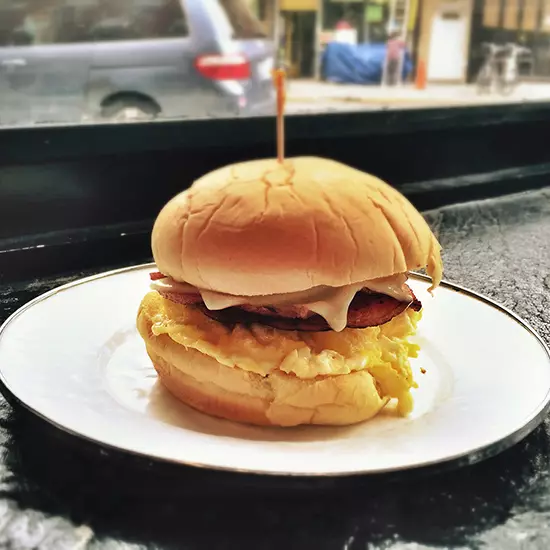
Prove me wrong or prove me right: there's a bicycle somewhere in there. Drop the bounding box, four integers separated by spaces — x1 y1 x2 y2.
476 42 505 95
476 42 533 96
499 43 532 96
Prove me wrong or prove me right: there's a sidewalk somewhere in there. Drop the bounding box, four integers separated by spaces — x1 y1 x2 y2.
286 79 550 109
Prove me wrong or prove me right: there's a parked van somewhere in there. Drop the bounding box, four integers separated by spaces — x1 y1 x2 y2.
0 0 276 126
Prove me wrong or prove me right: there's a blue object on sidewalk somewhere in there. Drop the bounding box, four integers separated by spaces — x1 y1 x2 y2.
322 42 413 84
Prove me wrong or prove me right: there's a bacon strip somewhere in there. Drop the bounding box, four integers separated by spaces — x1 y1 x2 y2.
152 272 422 331
239 303 312 319
347 290 421 328
150 271 167 281
198 289 421 331
158 290 202 305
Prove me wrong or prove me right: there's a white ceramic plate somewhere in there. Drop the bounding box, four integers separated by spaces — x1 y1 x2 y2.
0 265 549 477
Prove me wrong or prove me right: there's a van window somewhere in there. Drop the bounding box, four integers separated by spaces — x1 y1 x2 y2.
0 0 188 46
218 0 268 39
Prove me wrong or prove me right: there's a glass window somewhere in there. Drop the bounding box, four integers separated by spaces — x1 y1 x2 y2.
1 0 550 128
0 0 188 46
219 0 269 38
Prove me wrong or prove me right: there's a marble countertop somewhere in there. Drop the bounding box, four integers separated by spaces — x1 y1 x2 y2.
0 187 549 550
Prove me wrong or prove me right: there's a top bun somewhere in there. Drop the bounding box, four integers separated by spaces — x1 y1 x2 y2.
152 157 442 296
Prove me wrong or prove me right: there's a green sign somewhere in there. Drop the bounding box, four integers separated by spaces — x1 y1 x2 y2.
365 4 384 23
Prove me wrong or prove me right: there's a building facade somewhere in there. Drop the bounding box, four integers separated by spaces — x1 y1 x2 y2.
269 0 550 83
276 0 425 80
468 0 550 79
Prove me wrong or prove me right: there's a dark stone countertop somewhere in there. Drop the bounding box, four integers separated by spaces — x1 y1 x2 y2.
0 187 549 550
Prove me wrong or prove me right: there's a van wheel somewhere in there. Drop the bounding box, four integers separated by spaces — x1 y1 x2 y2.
102 99 158 122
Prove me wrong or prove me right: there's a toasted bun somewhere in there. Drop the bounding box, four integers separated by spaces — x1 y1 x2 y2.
137 298 388 427
152 157 442 296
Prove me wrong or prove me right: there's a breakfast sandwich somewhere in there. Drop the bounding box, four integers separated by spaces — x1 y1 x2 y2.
136 156 443 426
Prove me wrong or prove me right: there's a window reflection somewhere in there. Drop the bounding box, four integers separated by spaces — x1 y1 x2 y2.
0 0 190 45
0 0 549 127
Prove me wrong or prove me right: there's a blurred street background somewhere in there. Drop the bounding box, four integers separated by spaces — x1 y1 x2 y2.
2 0 550 125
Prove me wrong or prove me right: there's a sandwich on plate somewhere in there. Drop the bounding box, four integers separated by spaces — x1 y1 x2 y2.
136 156 443 427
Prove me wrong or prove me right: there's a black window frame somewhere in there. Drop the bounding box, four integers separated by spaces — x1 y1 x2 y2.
2 104 550 281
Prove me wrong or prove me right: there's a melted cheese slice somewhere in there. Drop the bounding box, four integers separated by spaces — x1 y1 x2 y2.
150 273 413 332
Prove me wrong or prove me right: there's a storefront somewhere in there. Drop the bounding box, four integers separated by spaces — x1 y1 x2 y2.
468 0 550 80
279 0 319 77
322 0 393 44
278 0 425 80
279 0 393 79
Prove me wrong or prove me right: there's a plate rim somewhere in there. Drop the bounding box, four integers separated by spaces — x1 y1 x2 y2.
1 263 549 477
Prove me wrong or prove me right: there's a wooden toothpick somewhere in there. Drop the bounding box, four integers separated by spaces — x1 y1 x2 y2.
272 68 286 164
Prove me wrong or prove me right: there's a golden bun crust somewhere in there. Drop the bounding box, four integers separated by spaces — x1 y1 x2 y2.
152 156 442 296
137 295 388 427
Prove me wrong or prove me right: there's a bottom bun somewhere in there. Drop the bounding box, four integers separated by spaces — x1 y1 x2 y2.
137 305 389 427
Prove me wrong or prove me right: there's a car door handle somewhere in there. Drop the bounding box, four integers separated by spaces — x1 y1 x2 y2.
1 59 27 67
